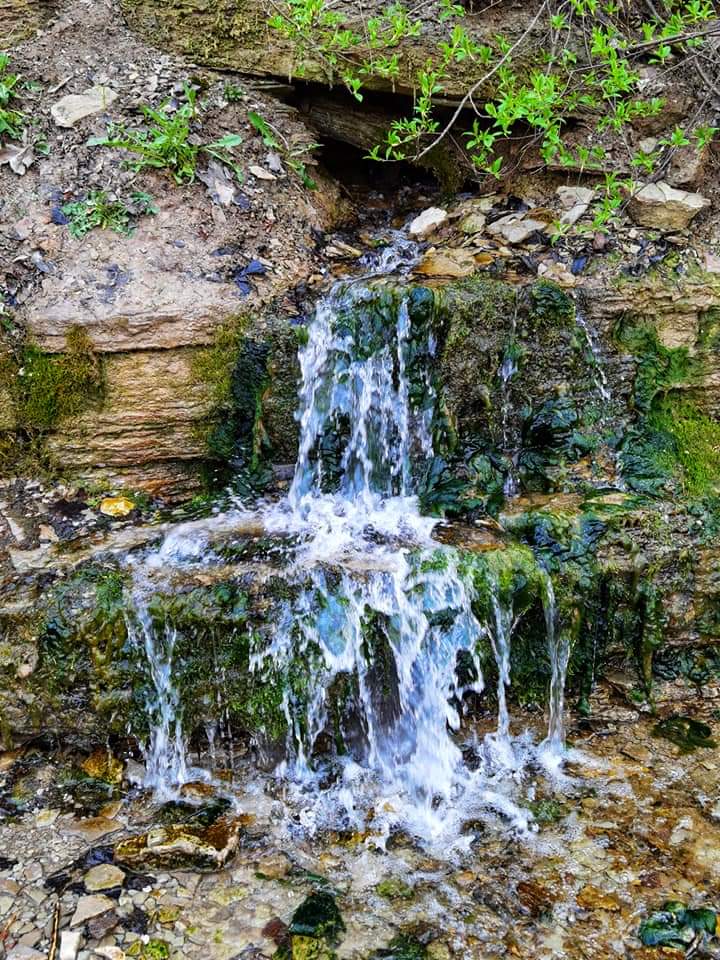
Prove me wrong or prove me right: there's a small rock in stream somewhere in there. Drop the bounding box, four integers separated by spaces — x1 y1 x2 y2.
408 207 447 239
114 815 245 870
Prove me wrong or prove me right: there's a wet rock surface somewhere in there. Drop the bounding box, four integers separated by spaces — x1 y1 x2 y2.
0 713 719 958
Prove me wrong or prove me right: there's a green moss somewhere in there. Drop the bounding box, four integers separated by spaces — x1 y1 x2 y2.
646 399 720 498
17 327 104 431
528 280 575 327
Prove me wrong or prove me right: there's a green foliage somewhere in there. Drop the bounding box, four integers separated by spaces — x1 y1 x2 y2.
61 190 157 238
369 934 427 960
89 85 243 184
652 715 717 752
0 53 24 140
267 0 716 222
639 901 717 949
248 109 318 188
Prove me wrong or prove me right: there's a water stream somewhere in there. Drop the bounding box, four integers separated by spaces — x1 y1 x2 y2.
126 234 571 842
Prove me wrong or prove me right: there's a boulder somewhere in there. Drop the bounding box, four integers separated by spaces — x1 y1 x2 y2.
628 181 710 230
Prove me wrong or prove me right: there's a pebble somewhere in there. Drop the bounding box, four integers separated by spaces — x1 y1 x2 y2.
59 930 83 960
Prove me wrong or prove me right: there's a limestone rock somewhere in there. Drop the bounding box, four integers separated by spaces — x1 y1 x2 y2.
415 248 477 278
114 815 245 870
81 747 124 782
70 894 115 927
556 186 594 226
628 181 710 230
556 186 594 209
43 350 215 498
99 497 136 518
459 212 486 234
59 930 82 960
7 948 45 960
408 207 448 239
255 850 292 879
84 863 126 892
51 86 118 127
64 816 123 843
487 214 546 244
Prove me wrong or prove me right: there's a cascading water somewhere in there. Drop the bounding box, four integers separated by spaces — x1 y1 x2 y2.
126 233 571 840
125 590 188 797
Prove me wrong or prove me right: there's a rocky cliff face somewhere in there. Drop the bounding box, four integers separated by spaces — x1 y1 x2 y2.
1 0 719 751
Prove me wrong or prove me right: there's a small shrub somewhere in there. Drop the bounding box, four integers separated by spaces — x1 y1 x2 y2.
89 85 243 184
61 190 157 238
0 53 24 140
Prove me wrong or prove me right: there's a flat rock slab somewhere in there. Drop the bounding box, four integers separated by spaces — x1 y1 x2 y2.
415 248 477 278
63 816 123 843
51 85 118 127
84 863 126 891
70 894 116 927
115 815 246 870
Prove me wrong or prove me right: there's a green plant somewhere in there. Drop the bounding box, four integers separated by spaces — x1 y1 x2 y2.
268 0 719 228
0 53 24 140
89 85 243 184
61 190 157 238
248 109 318 188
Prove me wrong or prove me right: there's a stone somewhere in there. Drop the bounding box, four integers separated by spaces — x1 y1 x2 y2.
35 807 59 827
408 207 448 239
556 186 594 209
51 86 118 127
249 164 276 180
70 895 116 927
84 864 126 892
95 949 126 960
556 185 594 225
255 851 292 879
87 909 120 939
627 181 710 230
459 212 486 234
82 748 125 782
64 816 123 843
7 948 45 960
415 248 477 278
114 815 245 870
98 497 136 518
59 930 82 960
487 213 547 244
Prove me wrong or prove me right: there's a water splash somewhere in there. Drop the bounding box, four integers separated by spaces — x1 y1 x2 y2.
121 233 570 833
542 575 568 754
125 586 189 797
575 308 611 404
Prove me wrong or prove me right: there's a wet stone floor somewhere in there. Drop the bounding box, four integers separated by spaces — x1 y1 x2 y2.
1 709 719 960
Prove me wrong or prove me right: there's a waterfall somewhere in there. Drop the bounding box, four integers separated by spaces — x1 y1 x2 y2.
123 234 570 833
125 593 188 797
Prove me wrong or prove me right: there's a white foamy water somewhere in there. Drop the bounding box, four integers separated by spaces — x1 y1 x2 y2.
123 233 570 840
